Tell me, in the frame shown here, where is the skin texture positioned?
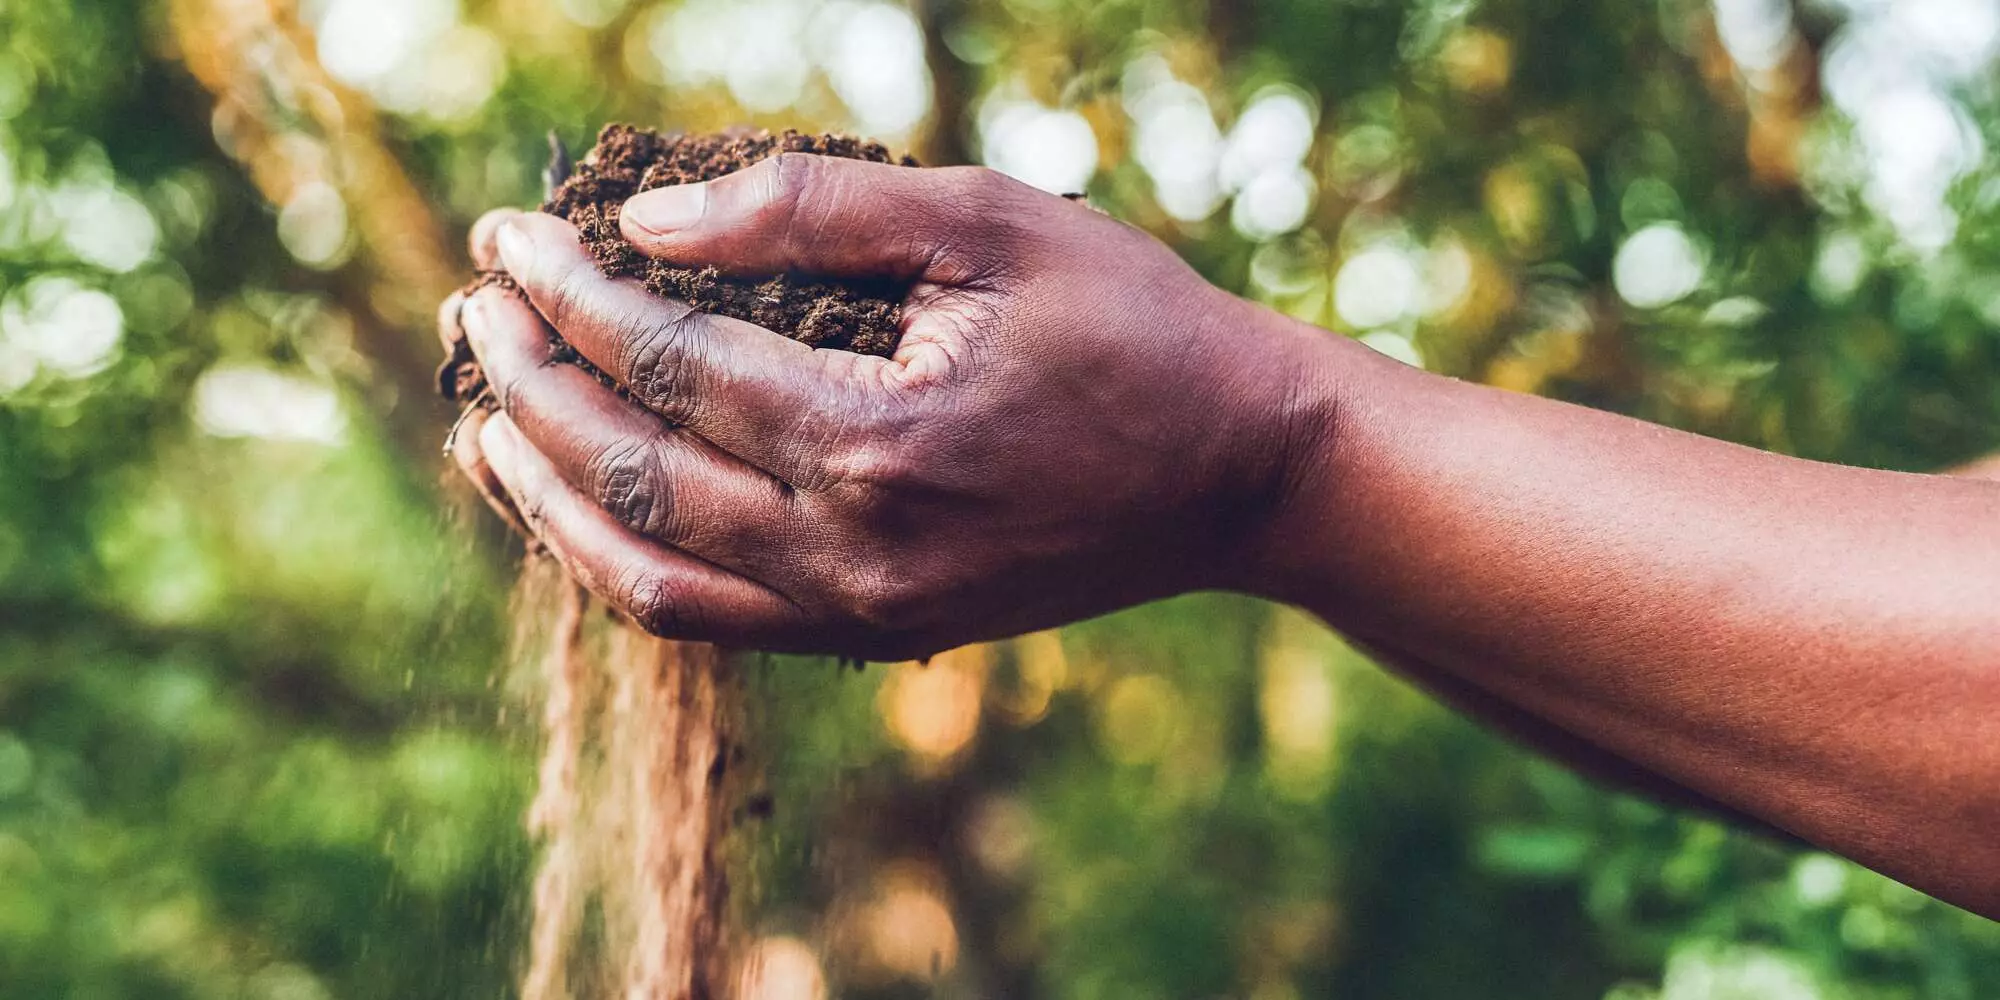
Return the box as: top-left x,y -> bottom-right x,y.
443,154 -> 2000,921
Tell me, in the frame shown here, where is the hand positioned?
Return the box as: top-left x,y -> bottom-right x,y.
451,155 -> 1343,658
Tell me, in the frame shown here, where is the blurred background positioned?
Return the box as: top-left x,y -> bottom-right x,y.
6,0 -> 2000,997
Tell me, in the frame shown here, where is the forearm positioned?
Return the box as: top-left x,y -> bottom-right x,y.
1254,325 -> 2000,917
1342,632 -> 1792,837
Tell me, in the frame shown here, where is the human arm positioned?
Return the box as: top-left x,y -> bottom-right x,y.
445,156 -> 2000,918
1260,333 -> 2000,917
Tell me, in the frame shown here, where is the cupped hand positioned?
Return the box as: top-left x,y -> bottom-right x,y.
450,155 -> 1342,658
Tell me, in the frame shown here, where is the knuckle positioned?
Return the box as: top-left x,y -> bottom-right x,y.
624,571 -> 702,639
793,393 -> 926,495
591,439 -> 670,538
765,152 -> 820,213
837,568 -> 918,632
765,152 -> 824,254
955,164 -> 1010,196
487,355 -> 542,410
947,166 -> 1022,216
619,306 -> 703,423
821,437 -> 915,491
542,263 -> 593,329
922,167 -> 1023,279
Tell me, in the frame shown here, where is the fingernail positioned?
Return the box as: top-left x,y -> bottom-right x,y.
494,220 -> 533,275
624,183 -> 707,235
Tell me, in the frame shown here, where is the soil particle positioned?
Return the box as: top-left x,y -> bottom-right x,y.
438,125 -> 917,409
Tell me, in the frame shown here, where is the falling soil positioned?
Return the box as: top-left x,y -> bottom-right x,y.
438,124 -> 916,407
513,567 -> 739,1000
448,126 -> 922,1000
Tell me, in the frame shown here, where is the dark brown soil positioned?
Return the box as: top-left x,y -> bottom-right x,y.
437,125 -> 917,409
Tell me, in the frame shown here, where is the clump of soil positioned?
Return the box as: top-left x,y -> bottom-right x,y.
437,125 -> 917,408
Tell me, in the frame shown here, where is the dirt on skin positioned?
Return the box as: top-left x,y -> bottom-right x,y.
437,124 -> 916,407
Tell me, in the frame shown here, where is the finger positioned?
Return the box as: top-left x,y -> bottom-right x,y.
461,286 -> 800,573
437,290 -> 466,352
479,412 -> 809,646
451,406 -> 531,536
469,207 -> 523,270
618,154 -> 1027,284
493,212 -> 867,482
452,405 -> 500,493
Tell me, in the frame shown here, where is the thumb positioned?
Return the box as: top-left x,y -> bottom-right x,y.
618,154 -> 1023,286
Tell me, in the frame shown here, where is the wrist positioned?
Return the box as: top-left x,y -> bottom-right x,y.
1221,308 -> 1407,607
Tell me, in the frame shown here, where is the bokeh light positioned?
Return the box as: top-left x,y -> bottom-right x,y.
192,364 -> 348,444
1813,0 -> 1999,251
1093,673 -> 1182,766
846,861 -> 959,984
277,181 -> 351,268
1124,53 -> 1225,221
56,182 -> 157,273
1335,243 -> 1425,330
979,97 -> 1098,194
819,2 -> 933,136
962,793 -> 1035,882
878,647 -> 986,766
737,936 -> 829,1000
1259,642 -> 1338,800
0,276 -> 124,388
1614,223 -> 1706,309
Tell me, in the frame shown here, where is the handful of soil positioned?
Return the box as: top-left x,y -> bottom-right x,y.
438,124 -> 918,409
440,127 -> 918,1000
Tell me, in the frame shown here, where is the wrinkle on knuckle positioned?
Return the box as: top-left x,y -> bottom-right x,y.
592,439 -> 666,537
766,153 -> 823,258
544,264 -> 594,330
489,361 -> 532,409
625,569 -> 700,638
823,427 -> 918,491
621,307 -> 704,423
494,351 -> 566,410
951,167 -> 1020,218
839,572 -> 894,630
917,167 -> 1019,282
769,401 -> 852,493
840,567 -> 923,634
768,153 -> 818,211
958,165 -> 1010,199
822,443 -> 883,492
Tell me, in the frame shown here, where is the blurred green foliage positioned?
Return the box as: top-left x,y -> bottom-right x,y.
4,0 -> 2000,997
